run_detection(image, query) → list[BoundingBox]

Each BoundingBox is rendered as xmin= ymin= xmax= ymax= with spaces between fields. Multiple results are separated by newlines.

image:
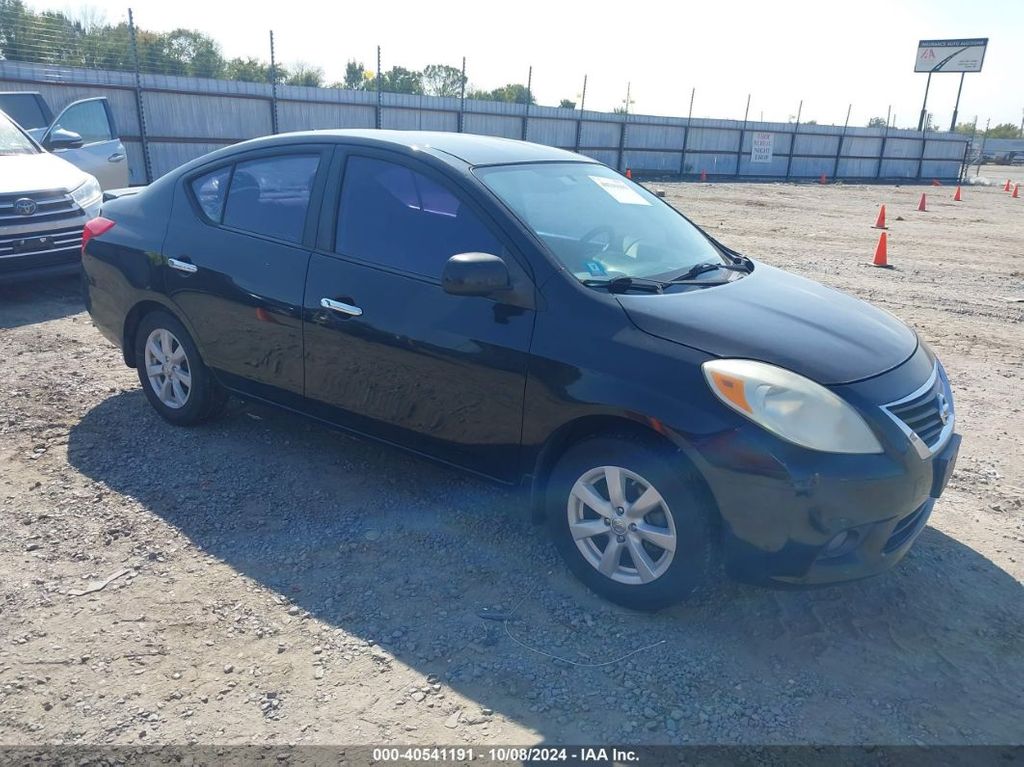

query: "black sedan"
xmin=82 ymin=130 xmax=960 ymax=609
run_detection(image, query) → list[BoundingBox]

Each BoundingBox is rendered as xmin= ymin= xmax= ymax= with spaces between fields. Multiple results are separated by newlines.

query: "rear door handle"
xmin=320 ymin=297 xmax=362 ymax=317
xmin=168 ymin=258 xmax=197 ymax=274
xmin=108 ymin=152 xmax=126 ymax=162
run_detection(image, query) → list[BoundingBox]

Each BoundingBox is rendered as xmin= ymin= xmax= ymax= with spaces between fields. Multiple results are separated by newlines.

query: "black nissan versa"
xmin=81 ymin=130 xmax=960 ymax=609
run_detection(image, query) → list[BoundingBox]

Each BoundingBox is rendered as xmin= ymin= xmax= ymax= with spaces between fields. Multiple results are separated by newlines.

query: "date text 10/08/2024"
xmin=372 ymin=747 xmax=641 ymax=762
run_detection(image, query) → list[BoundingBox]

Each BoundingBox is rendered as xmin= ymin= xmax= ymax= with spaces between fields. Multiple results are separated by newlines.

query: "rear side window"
xmin=335 ymin=156 xmax=503 ymax=278
xmin=223 ymin=154 xmax=320 ymax=243
xmin=191 ymin=167 xmax=230 ymax=222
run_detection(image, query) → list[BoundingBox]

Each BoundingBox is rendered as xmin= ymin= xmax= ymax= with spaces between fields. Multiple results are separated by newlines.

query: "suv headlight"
xmin=70 ymin=176 xmax=102 ymax=209
xmin=703 ymin=359 xmax=883 ymax=454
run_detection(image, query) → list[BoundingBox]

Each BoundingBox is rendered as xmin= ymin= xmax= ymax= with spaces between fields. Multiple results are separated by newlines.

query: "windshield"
xmin=0 ymin=113 xmax=38 ymax=156
xmin=475 ymin=162 xmax=724 ymax=282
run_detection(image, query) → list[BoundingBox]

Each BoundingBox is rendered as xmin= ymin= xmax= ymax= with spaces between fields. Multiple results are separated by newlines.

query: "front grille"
xmin=883 ymin=368 xmax=952 ymax=452
xmin=0 ymin=189 xmax=78 ymax=225
xmin=0 ymin=223 xmax=83 ymax=274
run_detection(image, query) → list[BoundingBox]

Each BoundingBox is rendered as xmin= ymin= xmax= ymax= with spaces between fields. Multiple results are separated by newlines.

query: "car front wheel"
xmin=548 ymin=435 xmax=714 ymax=610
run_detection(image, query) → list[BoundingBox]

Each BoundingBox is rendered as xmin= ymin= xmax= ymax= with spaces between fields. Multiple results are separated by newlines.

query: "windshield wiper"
xmin=581 ymin=276 xmax=668 ymax=294
xmin=671 ymin=260 xmax=751 ymax=282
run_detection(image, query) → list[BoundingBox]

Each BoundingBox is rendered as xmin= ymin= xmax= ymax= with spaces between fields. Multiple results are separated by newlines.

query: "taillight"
xmin=82 ymin=216 xmax=116 ymax=255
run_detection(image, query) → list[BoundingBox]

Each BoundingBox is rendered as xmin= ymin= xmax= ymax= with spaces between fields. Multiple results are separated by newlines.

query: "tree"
xmin=985 ymin=122 xmax=1020 ymax=139
xmin=953 ymin=121 xmax=977 ymax=135
xmin=224 ymin=57 xmax=273 ymax=83
xmin=422 ymin=63 xmax=465 ymax=97
xmin=366 ymin=66 xmax=423 ymax=94
xmin=466 ymin=83 xmax=533 ymax=104
xmin=867 ymin=116 xmax=887 ymax=128
xmin=157 ymin=29 xmax=225 ymax=78
xmin=285 ymin=62 xmax=324 ymax=87
xmin=338 ymin=59 xmax=368 ymax=90
xmin=558 ymin=98 xmax=576 ymax=109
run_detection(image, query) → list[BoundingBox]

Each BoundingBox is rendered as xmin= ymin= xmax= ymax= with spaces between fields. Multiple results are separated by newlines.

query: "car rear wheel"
xmin=548 ymin=435 xmax=713 ymax=610
xmin=134 ymin=310 xmax=227 ymax=426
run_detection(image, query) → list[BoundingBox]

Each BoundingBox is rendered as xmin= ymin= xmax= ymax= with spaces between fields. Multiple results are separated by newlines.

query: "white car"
xmin=0 ymin=109 xmax=103 ymax=284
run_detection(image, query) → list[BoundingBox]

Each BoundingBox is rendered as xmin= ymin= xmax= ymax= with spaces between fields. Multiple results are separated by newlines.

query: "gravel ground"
xmin=1 ymin=171 xmax=1022 ymax=747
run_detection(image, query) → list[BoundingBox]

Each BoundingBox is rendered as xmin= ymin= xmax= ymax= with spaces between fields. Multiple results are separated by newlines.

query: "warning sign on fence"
xmin=751 ymin=132 xmax=774 ymax=163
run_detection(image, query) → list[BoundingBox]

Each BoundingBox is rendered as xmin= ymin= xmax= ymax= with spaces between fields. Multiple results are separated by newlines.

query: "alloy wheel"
xmin=143 ymin=327 xmax=192 ymax=409
xmin=567 ymin=465 xmax=677 ymax=585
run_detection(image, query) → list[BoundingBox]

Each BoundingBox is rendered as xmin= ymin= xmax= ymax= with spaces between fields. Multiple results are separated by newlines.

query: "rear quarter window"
xmin=190 ymin=167 xmax=230 ymax=222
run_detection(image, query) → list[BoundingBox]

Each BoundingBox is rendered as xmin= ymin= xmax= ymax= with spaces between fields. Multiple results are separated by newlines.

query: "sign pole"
xmin=917 ymin=71 xmax=932 ymax=131
xmin=949 ymin=72 xmax=965 ymax=132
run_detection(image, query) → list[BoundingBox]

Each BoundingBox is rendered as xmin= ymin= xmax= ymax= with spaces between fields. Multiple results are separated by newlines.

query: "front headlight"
xmin=70 ymin=176 xmax=102 ymax=209
xmin=703 ymin=359 xmax=883 ymax=454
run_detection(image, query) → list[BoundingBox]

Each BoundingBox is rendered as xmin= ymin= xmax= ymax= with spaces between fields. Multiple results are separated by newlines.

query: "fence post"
xmin=522 ymin=66 xmax=532 ymax=141
xmin=617 ymin=81 xmax=630 ymax=173
xmin=458 ymin=57 xmax=466 ymax=133
xmin=784 ymin=99 xmax=802 ymax=180
xmin=736 ymin=93 xmax=750 ymax=178
xmin=679 ymin=87 xmax=694 ymax=178
xmin=574 ymin=74 xmax=587 ymax=153
xmin=375 ymin=46 xmax=382 ymax=129
xmin=833 ymin=103 xmax=850 ymax=181
xmin=916 ymin=124 xmax=927 ymax=180
xmin=268 ymin=31 xmax=279 ymax=135
xmin=127 ymin=8 xmax=152 ymax=185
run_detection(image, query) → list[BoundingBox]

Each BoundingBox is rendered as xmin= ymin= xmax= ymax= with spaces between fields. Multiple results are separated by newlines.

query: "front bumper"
xmin=687 ymin=344 xmax=960 ymax=586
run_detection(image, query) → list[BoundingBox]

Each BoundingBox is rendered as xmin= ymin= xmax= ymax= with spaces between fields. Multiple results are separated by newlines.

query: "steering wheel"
xmin=579 ymin=225 xmax=622 ymax=255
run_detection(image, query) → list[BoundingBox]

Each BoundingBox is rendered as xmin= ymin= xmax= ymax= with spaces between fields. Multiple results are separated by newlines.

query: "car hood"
xmin=617 ymin=262 xmax=918 ymax=385
xmin=0 ymin=151 xmax=88 ymax=195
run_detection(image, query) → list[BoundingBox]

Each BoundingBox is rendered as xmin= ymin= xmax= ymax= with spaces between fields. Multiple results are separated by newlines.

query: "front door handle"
xmin=168 ymin=258 xmax=198 ymax=274
xmin=108 ymin=152 xmax=126 ymax=163
xmin=320 ymin=297 xmax=362 ymax=317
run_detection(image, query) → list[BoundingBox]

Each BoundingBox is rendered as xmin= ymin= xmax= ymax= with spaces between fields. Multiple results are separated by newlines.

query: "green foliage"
xmin=467 ymin=83 xmax=534 ymax=104
xmin=285 ymin=63 xmax=324 ymax=88
xmin=558 ymin=98 xmax=576 ymax=109
xmin=363 ymin=66 xmax=424 ymax=94
xmin=867 ymin=117 xmax=887 ymax=128
xmin=224 ymin=57 xmax=275 ymax=83
xmin=422 ymin=64 xmax=465 ymax=97
xmin=985 ymin=122 xmax=1021 ymax=139
xmin=340 ymin=59 xmax=367 ymax=90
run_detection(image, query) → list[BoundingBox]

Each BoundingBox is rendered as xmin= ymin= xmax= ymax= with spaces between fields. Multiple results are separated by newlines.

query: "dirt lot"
xmin=1 ymin=170 xmax=1022 ymax=748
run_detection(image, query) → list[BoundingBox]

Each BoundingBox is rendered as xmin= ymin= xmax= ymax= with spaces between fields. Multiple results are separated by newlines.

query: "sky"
xmin=25 ymin=0 xmax=1024 ymax=130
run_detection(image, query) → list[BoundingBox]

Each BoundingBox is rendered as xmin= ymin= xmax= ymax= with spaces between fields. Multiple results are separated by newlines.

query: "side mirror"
xmin=44 ymin=128 xmax=84 ymax=150
xmin=442 ymin=253 xmax=510 ymax=297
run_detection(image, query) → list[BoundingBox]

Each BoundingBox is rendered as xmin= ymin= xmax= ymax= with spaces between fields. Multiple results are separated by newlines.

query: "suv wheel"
xmin=548 ymin=435 xmax=714 ymax=610
xmin=134 ymin=310 xmax=227 ymax=426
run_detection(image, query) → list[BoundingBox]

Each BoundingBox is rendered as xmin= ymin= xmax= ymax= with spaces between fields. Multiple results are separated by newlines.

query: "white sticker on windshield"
xmin=589 ymin=175 xmax=651 ymax=205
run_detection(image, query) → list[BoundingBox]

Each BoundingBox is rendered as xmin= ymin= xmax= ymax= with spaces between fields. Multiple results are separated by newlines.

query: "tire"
xmin=133 ymin=309 xmax=227 ymax=426
xmin=547 ymin=434 xmax=714 ymax=610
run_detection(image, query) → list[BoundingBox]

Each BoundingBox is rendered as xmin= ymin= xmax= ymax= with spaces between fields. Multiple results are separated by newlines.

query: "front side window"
xmin=51 ymin=100 xmax=113 ymax=144
xmin=475 ymin=162 xmax=723 ymax=282
xmin=336 ymin=155 xmax=503 ymax=278
xmin=0 ymin=113 xmax=38 ymax=156
xmin=191 ymin=167 xmax=230 ymax=222
xmin=222 ymin=154 xmax=319 ymax=243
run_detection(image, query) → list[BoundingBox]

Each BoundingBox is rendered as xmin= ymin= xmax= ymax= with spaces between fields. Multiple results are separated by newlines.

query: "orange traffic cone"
xmin=819 ymin=173 xmax=827 ymax=184
xmin=953 ymin=186 xmax=962 ymax=202
xmin=1014 ymin=184 xmax=1020 ymax=199
xmin=699 ymin=169 xmax=708 ymax=182
xmin=625 ymin=168 xmax=632 ymax=179
xmin=917 ymin=193 xmax=927 ymax=212
xmin=1004 ymin=179 xmax=1012 ymax=192
xmin=873 ymin=205 xmax=887 ymax=229
xmin=872 ymin=232 xmax=891 ymax=268
xmin=931 ymin=179 xmax=941 ymax=186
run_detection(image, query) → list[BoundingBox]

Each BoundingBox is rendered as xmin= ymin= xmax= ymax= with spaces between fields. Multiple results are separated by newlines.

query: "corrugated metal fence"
xmin=0 ymin=60 xmax=970 ymax=186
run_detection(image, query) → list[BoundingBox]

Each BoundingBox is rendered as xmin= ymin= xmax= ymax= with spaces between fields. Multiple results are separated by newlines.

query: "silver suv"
xmin=0 ymin=109 xmax=102 ymax=284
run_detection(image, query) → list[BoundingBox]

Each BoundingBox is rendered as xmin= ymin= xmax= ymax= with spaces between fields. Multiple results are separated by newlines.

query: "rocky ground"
xmin=1 ymin=169 xmax=1022 ymax=747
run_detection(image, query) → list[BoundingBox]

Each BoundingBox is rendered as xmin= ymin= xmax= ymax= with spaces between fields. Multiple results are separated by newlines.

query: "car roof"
xmin=228 ymin=129 xmax=596 ymax=168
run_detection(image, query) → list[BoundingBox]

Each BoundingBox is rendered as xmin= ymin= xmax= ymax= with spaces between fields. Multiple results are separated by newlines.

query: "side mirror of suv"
xmin=442 ymin=253 xmax=511 ymax=297
xmin=45 ymin=128 xmax=84 ymax=150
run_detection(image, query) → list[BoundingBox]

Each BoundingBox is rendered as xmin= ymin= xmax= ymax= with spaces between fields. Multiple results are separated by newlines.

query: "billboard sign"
xmin=915 ymin=38 xmax=988 ymax=73
xmin=751 ymin=132 xmax=773 ymax=163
